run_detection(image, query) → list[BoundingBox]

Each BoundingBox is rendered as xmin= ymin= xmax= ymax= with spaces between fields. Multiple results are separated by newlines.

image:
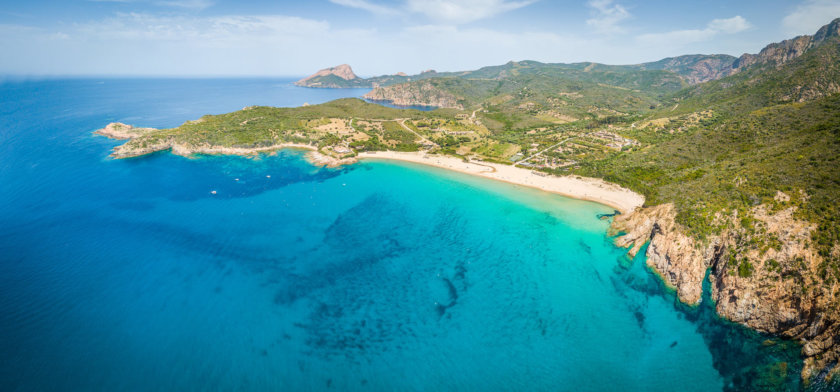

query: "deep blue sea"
xmin=0 ymin=78 xmax=807 ymax=391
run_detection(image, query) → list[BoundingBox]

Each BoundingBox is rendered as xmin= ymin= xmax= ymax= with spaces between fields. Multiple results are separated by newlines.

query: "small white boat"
xmin=210 ymin=190 xmax=217 ymax=195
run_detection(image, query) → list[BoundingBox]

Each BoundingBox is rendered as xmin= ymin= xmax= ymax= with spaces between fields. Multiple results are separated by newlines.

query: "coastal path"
xmin=399 ymin=119 xmax=438 ymax=148
xmin=514 ymin=136 xmax=575 ymax=167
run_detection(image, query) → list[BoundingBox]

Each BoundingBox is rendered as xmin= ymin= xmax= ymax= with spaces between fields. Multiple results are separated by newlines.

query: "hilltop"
xmin=294 ymin=64 xmax=440 ymax=88
xmin=294 ymin=64 xmax=361 ymax=88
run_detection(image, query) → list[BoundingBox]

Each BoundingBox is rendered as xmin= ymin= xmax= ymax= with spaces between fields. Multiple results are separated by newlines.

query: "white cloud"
xmin=154 ymin=0 xmax=214 ymax=10
xmin=0 ymin=13 xmax=640 ymax=76
xmin=783 ymin=0 xmax=840 ymax=36
xmin=88 ymin=0 xmax=215 ymax=8
xmin=586 ymin=0 xmax=630 ymax=34
xmin=636 ymin=16 xmax=751 ymax=47
xmin=329 ymin=0 xmax=536 ymax=24
xmin=73 ymin=13 xmax=332 ymax=43
xmin=328 ymin=0 xmax=399 ymax=16
xmin=0 ymin=9 xmax=764 ymax=77
xmin=405 ymin=0 xmax=536 ymax=24
xmin=708 ymin=15 xmax=751 ymax=34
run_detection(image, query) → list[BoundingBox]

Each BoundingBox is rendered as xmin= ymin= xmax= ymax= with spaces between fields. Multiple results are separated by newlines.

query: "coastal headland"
xmin=95 ymin=123 xmax=643 ymax=214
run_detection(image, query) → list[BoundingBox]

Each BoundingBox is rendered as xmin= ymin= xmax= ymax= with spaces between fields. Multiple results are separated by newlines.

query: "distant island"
xmin=294 ymin=63 xmax=440 ymax=89
xmin=99 ymin=18 xmax=840 ymax=383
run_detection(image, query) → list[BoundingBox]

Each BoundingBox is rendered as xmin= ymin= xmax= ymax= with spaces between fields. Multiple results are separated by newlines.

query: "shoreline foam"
xmin=353 ymin=151 xmax=644 ymax=214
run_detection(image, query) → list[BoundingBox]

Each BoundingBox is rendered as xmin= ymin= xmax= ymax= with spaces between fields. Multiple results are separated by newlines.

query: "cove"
xmin=0 ymin=78 xmax=805 ymax=391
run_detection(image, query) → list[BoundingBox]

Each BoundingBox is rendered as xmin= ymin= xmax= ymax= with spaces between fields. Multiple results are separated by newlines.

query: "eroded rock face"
xmin=610 ymin=204 xmax=708 ymax=304
xmin=679 ymin=57 xmax=737 ymax=84
xmin=612 ymin=202 xmax=840 ymax=380
xmin=734 ymin=36 xmax=814 ymax=70
xmin=363 ymin=82 xmax=463 ymax=109
xmin=709 ymin=205 xmax=840 ymax=380
xmin=94 ymin=122 xmax=158 ymax=140
xmin=662 ymin=18 xmax=840 ymax=85
xmin=645 ymin=55 xmax=738 ymax=85
xmin=711 ymin=206 xmax=819 ymax=334
xmin=732 ymin=18 xmax=839 ymax=72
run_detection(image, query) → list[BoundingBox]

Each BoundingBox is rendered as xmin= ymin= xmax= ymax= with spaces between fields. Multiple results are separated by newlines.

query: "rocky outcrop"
xmin=709 ymin=205 xmax=840 ymax=380
xmin=295 ymin=64 xmax=361 ymax=87
xmin=95 ymin=122 xmax=171 ymax=157
xmin=112 ymin=137 xmax=174 ymax=158
xmin=732 ymin=18 xmax=840 ymax=72
xmin=641 ymin=18 xmax=840 ymax=85
xmin=297 ymin=64 xmax=357 ymax=82
xmin=94 ymin=122 xmax=158 ymax=140
xmin=295 ymin=65 xmax=443 ymax=89
xmin=612 ymin=201 xmax=840 ymax=380
xmin=305 ymin=150 xmax=358 ymax=168
xmin=610 ymin=204 xmax=709 ymax=304
xmin=641 ymin=54 xmax=738 ymax=85
xmin=732 ymin=35 xmax=814 ymax=70
xmin=363 ymin=81 xmax=463 ymax=109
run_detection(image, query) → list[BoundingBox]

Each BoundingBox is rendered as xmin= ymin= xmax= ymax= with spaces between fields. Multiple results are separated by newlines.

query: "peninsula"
xmin=99 ymin=18 xmax=840 ymax=383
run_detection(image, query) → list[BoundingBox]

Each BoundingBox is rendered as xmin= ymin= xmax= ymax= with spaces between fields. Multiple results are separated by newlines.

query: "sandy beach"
xmin=98 ymin=121 xmax=644 ymax=212
xmin=355 ymin=151 xmax=645 ymax=213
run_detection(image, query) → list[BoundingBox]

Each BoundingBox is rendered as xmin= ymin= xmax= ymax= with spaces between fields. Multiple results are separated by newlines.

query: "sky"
xmin=0 ymin=0 xmax=838 ymax=77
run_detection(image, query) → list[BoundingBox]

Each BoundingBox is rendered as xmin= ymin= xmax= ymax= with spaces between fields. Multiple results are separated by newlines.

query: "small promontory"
xmin=94 ymin=122 xmax=158 ymax=140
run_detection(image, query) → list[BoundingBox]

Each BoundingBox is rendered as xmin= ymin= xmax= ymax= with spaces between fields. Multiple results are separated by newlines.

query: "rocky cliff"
xmin=640 ymin=18 xmax=840 ymax=85
xmin=711 ymin=203 xmax=840 ymax=381
xmin=611 ymin=198 xmax=840 ymax=381
xmin=640 ymin=54 xmax=738 ymax=85
xmin=610 ymin=204 xmax=709 ymax=304
xmin=295 ymin=64 xmax=361 ymax=88
xmin=733 ymin=18 xmax=840 ymax=71
xmin=363 ymin=81 xmax=464 ymax=109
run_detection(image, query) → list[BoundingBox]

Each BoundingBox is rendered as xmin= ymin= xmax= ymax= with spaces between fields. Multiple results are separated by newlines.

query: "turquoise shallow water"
xmin=0 ymin=79 xmax=806 ymax=391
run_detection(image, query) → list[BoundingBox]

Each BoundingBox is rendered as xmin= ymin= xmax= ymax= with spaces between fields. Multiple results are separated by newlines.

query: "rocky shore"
xmin=95 ymin=123 xmax=319 ymax=159
xmin=610 ymin=200 xmax=840 ymax=381
xmin=363 ymin=82 xmax=463 ymax=109
xmin=94 ymin=122 xmax=159 ymax=140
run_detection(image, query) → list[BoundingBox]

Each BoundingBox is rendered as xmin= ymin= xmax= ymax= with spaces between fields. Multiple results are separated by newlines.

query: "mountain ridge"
xmin=296 ymin=18 xmax=840 ymax=90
